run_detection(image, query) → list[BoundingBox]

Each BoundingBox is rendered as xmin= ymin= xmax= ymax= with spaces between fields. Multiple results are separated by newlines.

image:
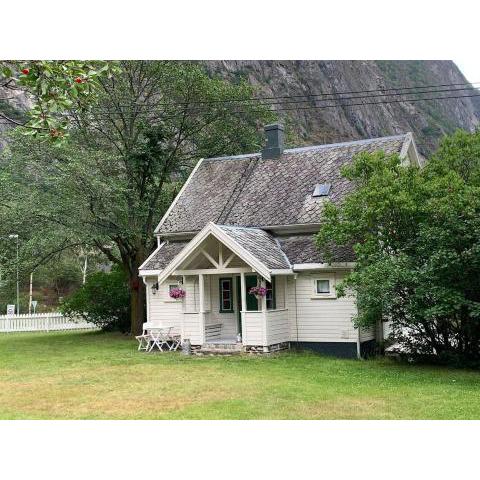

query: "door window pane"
xmin=219 ymin=278 xmax=233 ymax=312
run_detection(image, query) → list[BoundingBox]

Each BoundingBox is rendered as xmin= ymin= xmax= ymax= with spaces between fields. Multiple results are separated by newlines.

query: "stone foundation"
xmin=245 ymin=342 xmax=290 ymax=355
xmin=190 ymin=342 xmax=290 ymax=356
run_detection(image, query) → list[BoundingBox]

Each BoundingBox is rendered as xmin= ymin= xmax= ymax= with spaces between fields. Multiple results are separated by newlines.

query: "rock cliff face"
xmin=2 ymin=61 xmax=479 ymax=155
xmin=204 ymin=60 xmax=480 ymax=154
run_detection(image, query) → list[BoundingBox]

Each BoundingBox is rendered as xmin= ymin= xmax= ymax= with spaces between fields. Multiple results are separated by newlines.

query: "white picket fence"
xmin=0 ymin=312 xmax=98 ymax=333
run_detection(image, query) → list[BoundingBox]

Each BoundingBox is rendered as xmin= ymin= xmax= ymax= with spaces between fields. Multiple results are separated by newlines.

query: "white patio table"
xmin=138 ymin=323 xmax=180 ymax=353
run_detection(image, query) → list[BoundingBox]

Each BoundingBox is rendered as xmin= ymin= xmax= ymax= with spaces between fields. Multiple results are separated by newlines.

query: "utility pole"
xmin=28 ymin=272 xmax=33 ymax=314
xmin=82 ymin=254 xmax=88 ymax=284
xmin=8 ymin=234 xmax=19 ymax=315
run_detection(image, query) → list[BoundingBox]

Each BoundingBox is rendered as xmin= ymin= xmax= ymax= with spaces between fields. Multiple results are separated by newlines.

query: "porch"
xmin=180 ymin=274 xmax=290 ymax=351
xmin=156 ymin=223 xmax=292 ymax=351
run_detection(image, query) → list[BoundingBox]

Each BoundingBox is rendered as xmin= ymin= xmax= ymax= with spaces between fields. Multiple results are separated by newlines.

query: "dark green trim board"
xmin=245 ymin=274 xmax=258 ymax=311
xmin=219 ymin=277 xmax=234 ymax=313
xmin=291 ymin=341 xmax=376 ymax=359
xmin=235 ymin=277 xmax=242 ymax=335
xmin=360 ymin=339 xmax=376 ymax=358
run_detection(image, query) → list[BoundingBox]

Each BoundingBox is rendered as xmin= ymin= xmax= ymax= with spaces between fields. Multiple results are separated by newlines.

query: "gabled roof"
xmin=276 ymin=234 xmax=354 ymax=264
xmin=216 ymin=225 xmax=290 ymax=270
xmin=156 ymin=133 xmax=417 ymax=235
xmin=154 ymin=222 xmax=288 ymax=283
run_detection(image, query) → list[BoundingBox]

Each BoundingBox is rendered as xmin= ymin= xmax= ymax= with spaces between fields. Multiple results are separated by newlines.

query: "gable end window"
xmin=219 ymin=278 xmax=233 ymax=313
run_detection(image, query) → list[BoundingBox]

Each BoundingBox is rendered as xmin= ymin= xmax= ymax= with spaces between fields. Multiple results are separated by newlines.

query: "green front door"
xmin=245 ymin=274 xmax=258 ymax=311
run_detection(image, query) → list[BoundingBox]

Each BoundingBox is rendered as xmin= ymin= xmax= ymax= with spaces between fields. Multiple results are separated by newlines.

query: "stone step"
xmin=196 ymin=349 xmax=243 ymax=356
xmin=203 ymin=343 xmax=242 ymax=349
xmin=198 ymin=343 xmax=243 ymax=355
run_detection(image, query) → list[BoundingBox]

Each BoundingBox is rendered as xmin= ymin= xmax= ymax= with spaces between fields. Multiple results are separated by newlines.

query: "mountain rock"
xmin=204 ymin=60 xmax=480 ymax=154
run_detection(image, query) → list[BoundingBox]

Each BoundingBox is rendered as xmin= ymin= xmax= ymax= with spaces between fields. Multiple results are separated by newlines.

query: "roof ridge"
xmin=203 ymin=133 xmax=410 ymax=162
xmin=283 ymin=133 xmax=410 ymax=154
xmin=217 ymin=224 xmax=265 ymax=232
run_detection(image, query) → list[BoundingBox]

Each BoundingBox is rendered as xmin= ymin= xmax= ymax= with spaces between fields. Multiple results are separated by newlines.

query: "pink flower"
xmin=169 ymin=287 xmax=186 ymax=299
xmin=248 ymin=286 xmax=267 ymax=297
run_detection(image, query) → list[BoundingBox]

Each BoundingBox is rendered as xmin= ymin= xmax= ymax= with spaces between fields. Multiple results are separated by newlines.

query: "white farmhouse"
xmin=139 ymin=124 xmax=421 ymax=357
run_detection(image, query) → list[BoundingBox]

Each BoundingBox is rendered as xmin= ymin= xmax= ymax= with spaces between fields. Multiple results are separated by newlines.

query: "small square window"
xmin=168 ymin=284 xmax=178 ymax=293
xmin=316 ymin=279 xmax=330 ymax=294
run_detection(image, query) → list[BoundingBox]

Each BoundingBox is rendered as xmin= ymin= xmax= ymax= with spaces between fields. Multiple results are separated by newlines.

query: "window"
xmin=316 ymin=279 xmax=330 ymax=294
xmin=313 ymin=276 xmax=336 ymax=299
xmin=168 ymin=284 xmax=178 ymax=293
xmin=219 ymin=278 xmax=233 ymax=313
xmin=266 ymin=278 xmax=276 ymax=310
xmin=312 ymin=183 xmax=332 ymax=197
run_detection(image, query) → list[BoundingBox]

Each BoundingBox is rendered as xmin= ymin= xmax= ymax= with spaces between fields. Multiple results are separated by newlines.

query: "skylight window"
xmin=312 ymin=183 xmax=331 ymax=197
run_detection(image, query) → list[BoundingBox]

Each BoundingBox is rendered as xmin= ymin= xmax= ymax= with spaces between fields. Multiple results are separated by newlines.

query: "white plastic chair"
xmin=135 ymin=327 xmax=151 ymax=351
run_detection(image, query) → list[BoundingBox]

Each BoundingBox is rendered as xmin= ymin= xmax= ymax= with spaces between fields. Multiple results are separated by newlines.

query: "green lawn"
xmin=0 ymin=330 xmax=479 ymax=419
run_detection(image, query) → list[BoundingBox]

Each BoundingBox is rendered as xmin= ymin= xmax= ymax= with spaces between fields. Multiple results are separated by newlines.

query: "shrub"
xmin=61 ymin=266 xmax=130 ymax=332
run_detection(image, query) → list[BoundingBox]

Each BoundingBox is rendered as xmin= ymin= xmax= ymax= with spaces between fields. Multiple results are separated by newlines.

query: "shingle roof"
xmin=217 ymin=225 xmax=291 ymax=269
xmin=277 ymin=234 xmax=354 ymax=264
xmin=141 ymin=241 xmax=188 ymax=270
xmin=142 ymin=231 xmax=353 ymax=273
xmin=157 ymin=134 xmax=409 ymax=234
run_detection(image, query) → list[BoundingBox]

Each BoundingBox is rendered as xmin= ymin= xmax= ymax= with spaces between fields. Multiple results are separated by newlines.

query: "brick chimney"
xmin=262 ymin=123 xmax=284 ymax=159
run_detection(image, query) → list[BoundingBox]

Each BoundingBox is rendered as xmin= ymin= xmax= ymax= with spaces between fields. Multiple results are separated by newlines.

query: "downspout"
xmin=294 ymin=274 xmax=299 ymax=345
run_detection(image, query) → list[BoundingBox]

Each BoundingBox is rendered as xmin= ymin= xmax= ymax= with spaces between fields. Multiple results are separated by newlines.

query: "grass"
xmin=0 ymin=330 xmax=479 ymax=419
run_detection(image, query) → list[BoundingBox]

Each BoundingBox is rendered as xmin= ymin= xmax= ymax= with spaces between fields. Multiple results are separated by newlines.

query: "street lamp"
xmin=8 ymin=234 xmax=19 ymax=315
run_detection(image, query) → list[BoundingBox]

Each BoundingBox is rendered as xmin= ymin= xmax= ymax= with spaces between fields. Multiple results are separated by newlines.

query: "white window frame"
xmin=312 ymin=274 xmax=336 ymax=299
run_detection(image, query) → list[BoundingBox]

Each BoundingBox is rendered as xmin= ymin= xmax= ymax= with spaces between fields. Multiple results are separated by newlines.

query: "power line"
xmin=58 ymin=88 xmax=480 ymax=120
xmin=2 ymin=90 xmax=480 ymax=127
xmin=83 ymin=80 xmax=480 ymax=110
xmin=81 ymin=84 xmax=480 ymax=116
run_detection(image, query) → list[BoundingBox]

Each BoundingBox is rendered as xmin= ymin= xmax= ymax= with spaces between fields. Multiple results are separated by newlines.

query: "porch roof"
xmin=140 ymin=229 xmax=356 ymax=276
xmin=216 ymin=225 xmax=291 ymax=270
xmin=143 ymin=222 xmax=296 ymax=281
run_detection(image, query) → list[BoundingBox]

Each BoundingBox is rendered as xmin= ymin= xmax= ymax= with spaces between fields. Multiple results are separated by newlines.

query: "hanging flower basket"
xmin=249 ymin=286 xmax=267 ymax=299
xmin=169 ymin=287 xmax=186 ymax=299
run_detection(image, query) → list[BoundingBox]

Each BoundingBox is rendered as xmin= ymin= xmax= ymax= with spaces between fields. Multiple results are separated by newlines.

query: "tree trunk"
xmin=129 ymin=267 xmax=146 ymax=336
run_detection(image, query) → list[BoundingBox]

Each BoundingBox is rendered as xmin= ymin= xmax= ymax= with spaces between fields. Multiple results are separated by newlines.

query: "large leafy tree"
xmin=316 ymin=130 xmax=480 ymax=366
xmin=0 ymin=61 xmax=274 ymax=334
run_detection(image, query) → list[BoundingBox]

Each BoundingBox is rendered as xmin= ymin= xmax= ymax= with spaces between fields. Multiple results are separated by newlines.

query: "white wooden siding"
xmin=146 ymin=276 xmax=182 ymax=332
xmin=265 ymin=309 xmax=289 ymax=345
xmin=242 ymin=311 xmax=264 ymax=345
xmin=360 ymin=326 xmax=375 ymax=341
xmin=274 ymin=275 xmax=286 ymax=309
xmin=287 ymin=272 xmax=358 ymax=343
xmin=183 ymin=312 xmax=202 ymax=344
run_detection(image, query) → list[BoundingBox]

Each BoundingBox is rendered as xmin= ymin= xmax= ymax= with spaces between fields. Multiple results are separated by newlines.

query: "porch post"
xmin=240 ymin=271 xmax=247 ymax=312
xmin=199 ymin=273 xmax=205 ymax=344
xmin=240 ymin=271 xmax=246 ymax=345
xmin=260 ymin=278 xmax=268 ymax=350
xmin=181 ymin=275 xmax=186 ymax=339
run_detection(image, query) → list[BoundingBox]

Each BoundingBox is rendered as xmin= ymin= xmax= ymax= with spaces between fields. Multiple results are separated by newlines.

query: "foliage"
xmin=61 ymin=266 xmax=130 ymax=332
xmin=0 ymin=61 xmax=119 ymax=140
xmin=0 ymin=61 xmax=275 ymax=334
xmin=316 ymin=130 xmax=480 ymax=366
